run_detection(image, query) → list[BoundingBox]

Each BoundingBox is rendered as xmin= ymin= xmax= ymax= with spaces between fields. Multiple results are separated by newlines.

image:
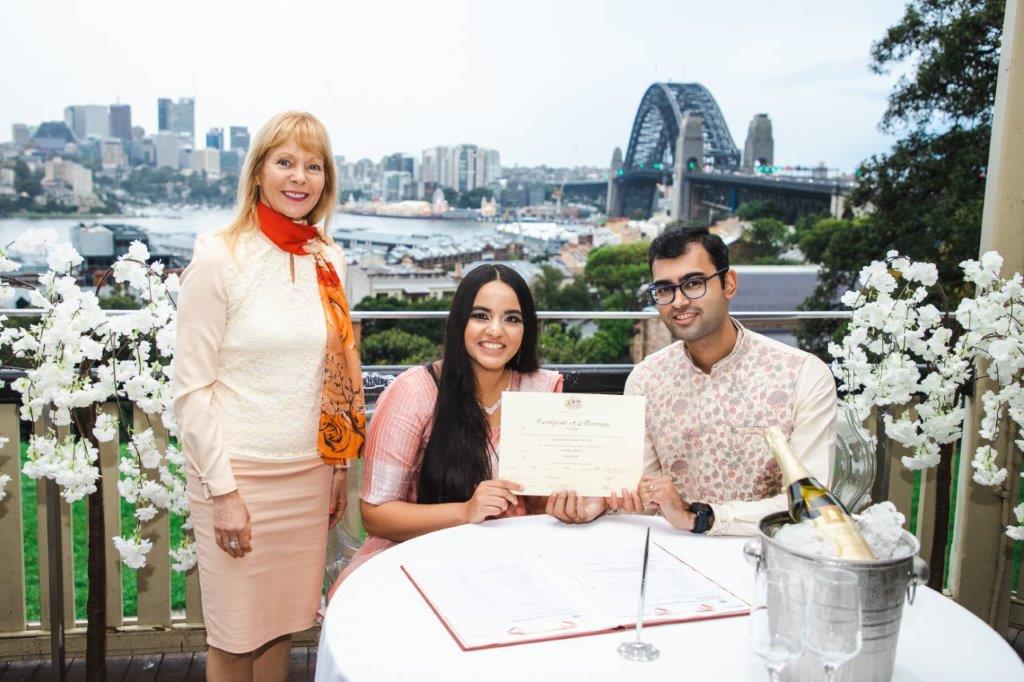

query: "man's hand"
xmin=546 ymin=490 xmax=606 ymax=524
xmin=639 ymin=474 xmax=694 ymax=531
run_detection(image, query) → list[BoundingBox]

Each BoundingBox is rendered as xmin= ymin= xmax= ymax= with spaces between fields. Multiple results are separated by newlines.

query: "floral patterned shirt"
xmin=624 ymin=321 xmax=837 ymax=536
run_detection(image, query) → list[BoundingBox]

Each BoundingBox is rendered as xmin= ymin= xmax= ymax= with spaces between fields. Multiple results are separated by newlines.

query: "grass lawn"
xmin=19 ymin=442 xmax=186 ymax=621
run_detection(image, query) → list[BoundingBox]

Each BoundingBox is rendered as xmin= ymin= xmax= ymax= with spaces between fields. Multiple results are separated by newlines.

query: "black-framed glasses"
xmin=646 ymin=267 xmax=728 ymax=305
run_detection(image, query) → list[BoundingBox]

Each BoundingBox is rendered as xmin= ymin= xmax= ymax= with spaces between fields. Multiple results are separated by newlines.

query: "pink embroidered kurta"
xmin=624 ymin=321 xmax=837 ymax=536
xmin=341 ymin=365 xmax=564 ymax=581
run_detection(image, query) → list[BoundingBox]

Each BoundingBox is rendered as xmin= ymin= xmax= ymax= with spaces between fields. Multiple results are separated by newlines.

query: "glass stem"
xmin=766 ymin=663 xmax=784 ymax=682
xmin=823 ymin=664 xmax=838 ymax=682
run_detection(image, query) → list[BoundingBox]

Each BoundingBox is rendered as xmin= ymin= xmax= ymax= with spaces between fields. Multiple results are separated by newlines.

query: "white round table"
xmin=317 ymin=514 xmax=1024 ymax=681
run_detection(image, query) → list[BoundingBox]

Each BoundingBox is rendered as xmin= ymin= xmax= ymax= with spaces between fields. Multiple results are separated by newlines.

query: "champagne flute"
xmin=748 ymin=568 xmax=805 ymax=681
xmin=805 ymin=568 xmax=862 ymax=682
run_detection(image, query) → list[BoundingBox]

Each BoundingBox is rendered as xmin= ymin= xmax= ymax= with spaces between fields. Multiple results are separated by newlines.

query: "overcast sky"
xmin=2 ymin=0 xmax=907 ymax=171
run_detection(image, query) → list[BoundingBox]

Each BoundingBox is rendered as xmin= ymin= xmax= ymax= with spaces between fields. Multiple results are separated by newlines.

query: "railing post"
xmin=0 ymin=404 xmax=26 ymax=634
xmin=948 ymin=0 xmax=1024 ymax=628
xmin=133 ymin=406 xmax=172 ymax=628
xmin=44 ymin=477 xmax=67 ymax=680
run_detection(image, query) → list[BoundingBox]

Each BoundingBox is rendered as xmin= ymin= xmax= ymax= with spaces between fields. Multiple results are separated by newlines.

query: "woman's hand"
xmin=605 ymin=487 xmax=644 ymax=514
xmin=546 ymin=490 xmax=606 ymax=524
xmin=212 ymin=490 xmax=252 ymax=558
xmin=329 ymin=468 xmax=347 ymax=528
xmin=463 ymin=479 xmax=523 ymax=524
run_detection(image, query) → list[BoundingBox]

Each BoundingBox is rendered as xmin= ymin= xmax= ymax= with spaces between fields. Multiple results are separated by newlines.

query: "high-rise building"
xmin=381 ymin=171 xmax=412 ymax=202
xmin=109 ymin=104 xmax=132 ymax=142
xmin=158 ymin=98 xmax=173 ymax=131
xmin=191 ymin=148 xmax=221 ymax=177
xmin=157 ymin=97 xmax=195 ymax=144
xmin=230 ymin=126 xmax=250 ymax=152
xmin=12 ymin=124 xmax=31 ymax=147
xmin=383 ymin=153 xmax=415 ymax=177
xmin=153 ymin=131 xmax=189 ymax=169
xmin=422 ymin=144 xmax=499 ymax=192
xmin=173 ymin=98 xmax=195 ymax=145
xmin=206 ymin=127 xmax=224 ymax=150
xmin=420 ymin=148 xmax=440 ymax=185
xmin=32 ymin=121 xmax=77 ymax=152
xmin=100 ymin=138 xmax=127 ymax=170
xmin=64 ymin=105 xmax=110 ymax=140
xmin=220 ymin=149 xmax=242 ymax=174
xmin=44 ymin=157 xmax=94 ymax=199
xmin=482 ymin=149 xmax=501 ymax=186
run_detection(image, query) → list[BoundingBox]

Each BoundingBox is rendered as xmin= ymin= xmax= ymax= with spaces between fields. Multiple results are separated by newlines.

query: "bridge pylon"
xmin=606 ymin=147 xmax=623 ymax=217
xmin=670 ymin=111 xmax=705 ymax=222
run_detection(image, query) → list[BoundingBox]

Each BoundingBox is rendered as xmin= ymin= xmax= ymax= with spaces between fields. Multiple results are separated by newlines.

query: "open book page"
xmin=402 ymin=543 xmax=749 ymax=650
xmin=401 ymin=552 xmax=614 ymax=650
xmin=542 ymin=543 xmax=749 ymax=623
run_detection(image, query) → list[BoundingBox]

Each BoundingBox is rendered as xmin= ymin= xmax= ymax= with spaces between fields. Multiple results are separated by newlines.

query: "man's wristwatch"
xmin=689 ymin=502 xmax=714 ymax=534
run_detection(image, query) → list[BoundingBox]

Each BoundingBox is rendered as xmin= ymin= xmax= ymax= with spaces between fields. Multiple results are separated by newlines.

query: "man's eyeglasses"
xmin=646 ymin=267 xmax=729 ymax=306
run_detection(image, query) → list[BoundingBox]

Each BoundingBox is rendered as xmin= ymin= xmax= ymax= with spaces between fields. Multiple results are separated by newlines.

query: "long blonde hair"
xmin=221 ymin=111 xmax=337 ymax=250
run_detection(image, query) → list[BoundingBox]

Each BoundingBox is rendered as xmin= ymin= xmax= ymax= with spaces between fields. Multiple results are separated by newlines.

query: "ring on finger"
xmin=228 ymin=539 xmax=239 ymax=549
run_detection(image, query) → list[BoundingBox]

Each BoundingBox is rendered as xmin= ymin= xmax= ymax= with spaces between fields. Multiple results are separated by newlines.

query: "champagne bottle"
xmin=764 ymin=427 xmax=876 ymax=560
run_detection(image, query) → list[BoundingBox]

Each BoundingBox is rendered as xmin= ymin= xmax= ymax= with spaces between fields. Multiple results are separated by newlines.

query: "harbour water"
xmin=0 ymin=208 xmax=501 ymax=248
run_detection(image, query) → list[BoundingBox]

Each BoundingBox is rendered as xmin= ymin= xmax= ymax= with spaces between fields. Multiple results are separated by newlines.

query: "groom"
xmin=608 ymin=226 xmax=837 ymax=535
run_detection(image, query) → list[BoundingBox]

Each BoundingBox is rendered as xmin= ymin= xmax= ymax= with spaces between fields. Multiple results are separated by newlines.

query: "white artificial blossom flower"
xmin=834 ymin=250 xmax=1023 ymax=539
xmin=0 ymin=231 xmax=191 ymax=570
xmin=92 ymin=412 xmax=117 ymax=443
xmin=112 ymin=535 xmax=154 ymax=570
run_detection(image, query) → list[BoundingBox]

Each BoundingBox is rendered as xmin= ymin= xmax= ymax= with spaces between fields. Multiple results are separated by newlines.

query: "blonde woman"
xmin=174 ymin=111 xmax=365 ymax=680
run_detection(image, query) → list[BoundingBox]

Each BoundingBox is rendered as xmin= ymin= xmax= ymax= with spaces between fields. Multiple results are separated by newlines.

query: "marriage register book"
xmin=400 ymin=542 xmax=749 ymax=651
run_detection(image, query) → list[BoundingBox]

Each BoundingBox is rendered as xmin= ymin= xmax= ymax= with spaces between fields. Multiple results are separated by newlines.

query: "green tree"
xmin=538 ymin=323 xmax=630 ymax=364
xmin=98 ymin=293 xmax=141 ymax=310
xmin=456 ymin=187 xmax=494 ymax=209
xmin=355 ymin=296 xmax=449 ymax=345
xmin=746 ymin=218 xmax=792 ymax=261
xmin=538 ymin=324 xmax=582 ymax=363
xmin=532 ymin=266 xmax=594 ymax=311
xmin=360 ymin=328 xmax=437 ymax=365
xmin=583 ymin=242 xmax=650 ymax=312
xmin=442 ymin=187 xmax=459 ymax=206
xmin=798 ymin=0 xmax=1003 ymax=355
xmin=13 ymin=159 xmax=42 ymax=199
xmin=736 ymin=200 xmax=786 ymax=222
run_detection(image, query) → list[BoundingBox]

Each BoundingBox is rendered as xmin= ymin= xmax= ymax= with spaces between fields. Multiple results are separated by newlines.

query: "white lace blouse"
xmin=173 ymin=229 xmax=346 ymax=498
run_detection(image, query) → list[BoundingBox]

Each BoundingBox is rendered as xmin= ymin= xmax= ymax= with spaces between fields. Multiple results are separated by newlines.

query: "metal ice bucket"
xmin=744 ymin=512 xmax=930 ymax=682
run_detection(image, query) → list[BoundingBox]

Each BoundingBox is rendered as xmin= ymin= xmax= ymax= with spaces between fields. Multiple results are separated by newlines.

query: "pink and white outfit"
xmin=624 ymin=321 xmax=837 ymax=536
xmin=334 ymin=365 xmax=563 ymax=586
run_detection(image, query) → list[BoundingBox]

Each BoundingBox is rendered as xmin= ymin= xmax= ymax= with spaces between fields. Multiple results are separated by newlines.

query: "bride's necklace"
xmin=480 ymin=371 xmax=513 ymax=416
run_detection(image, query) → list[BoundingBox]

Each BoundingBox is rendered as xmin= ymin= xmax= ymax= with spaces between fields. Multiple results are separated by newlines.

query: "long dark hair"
xmin=417 ymin=264 xmax=540 ymax=504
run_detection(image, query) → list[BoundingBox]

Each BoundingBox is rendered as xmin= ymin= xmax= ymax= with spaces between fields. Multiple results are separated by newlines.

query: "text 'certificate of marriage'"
xmin=497 ymin=392 xmax=645 ymax=497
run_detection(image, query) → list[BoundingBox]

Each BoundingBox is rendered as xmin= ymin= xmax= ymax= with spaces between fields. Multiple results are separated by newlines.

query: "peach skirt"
xmin=187 ymin=457 xmax=332 ymax=653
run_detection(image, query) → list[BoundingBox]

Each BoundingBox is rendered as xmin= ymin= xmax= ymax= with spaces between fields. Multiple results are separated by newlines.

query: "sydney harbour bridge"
xmin=562 ymin=83 xmax=850 ymax=222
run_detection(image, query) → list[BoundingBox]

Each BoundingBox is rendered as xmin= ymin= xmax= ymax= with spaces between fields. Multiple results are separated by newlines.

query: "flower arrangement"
xmin=830 ymin=250 xmax=1023 ymax=538
xmin=0 ymin=228 xmax=193 ymax=571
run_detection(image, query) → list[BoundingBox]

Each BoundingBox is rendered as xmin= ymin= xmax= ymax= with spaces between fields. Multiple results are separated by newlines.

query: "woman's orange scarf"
xmin=256 ymin=201 xmax=365 ymax=466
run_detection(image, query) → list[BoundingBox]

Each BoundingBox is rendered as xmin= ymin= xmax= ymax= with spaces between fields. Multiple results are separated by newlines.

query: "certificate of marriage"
xmin=497 ymin=392 xmax=645 ymax=497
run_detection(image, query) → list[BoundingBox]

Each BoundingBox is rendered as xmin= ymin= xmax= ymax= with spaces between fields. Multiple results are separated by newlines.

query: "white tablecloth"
xmin=317 ymin=514 xmax=1024 ymax=681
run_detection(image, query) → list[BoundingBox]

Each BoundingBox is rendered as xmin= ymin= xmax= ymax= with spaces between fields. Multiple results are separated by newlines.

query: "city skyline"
xmin=1 ymin=0 xmax=905 ymax=171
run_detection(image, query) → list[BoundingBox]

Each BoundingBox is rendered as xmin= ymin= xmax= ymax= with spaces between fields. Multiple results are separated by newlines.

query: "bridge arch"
xmin=611 ymin=83 xmax=740 ymax=218
xmin=622 ymin=83 xmax=740 ymax=173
